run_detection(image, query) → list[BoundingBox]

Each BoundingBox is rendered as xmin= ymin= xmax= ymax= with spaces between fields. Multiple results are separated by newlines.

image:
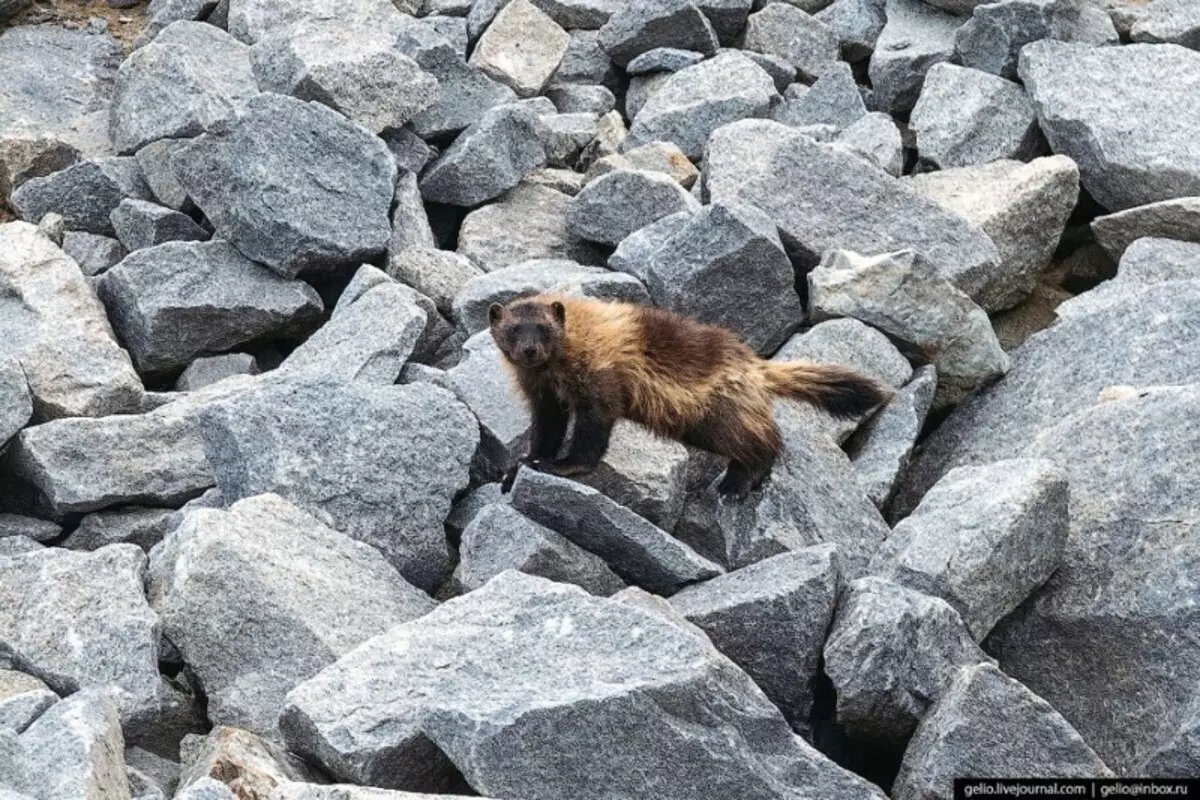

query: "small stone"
xmin=598 ymin=0 xmax=719 ymax=68
xmin=388 ymin=249 xmax=484 ymax=316
xmin=0 ymin=671 xmax=57 ymax=734
xmin=869 ymin=0 xmax=961 ymax=114
xmin=736 ymin=49 xmax=798 ymax=91
xmin=545 ymin=84 xmax=617 ymax=114
xmin=541 ymin=112 xmax=601 ymax=168
xmin=625 ymin=72 xmax=672 ymax=121
xmin=61 ymin=232 xmax=128 ymax=277
xmin=470 ymin=0 xmax=571 ymax=98
xmin=824 ymin=576 xmax=993 ymax=744
xmin=808 ymin=249 xmax=1009 ymax=407
xmin=1091 ymin=196 xmax=1200 ymax=262
xmin=421 ymin=104 xmax=547 ymax=207
xmin=99 ymin=240 xmax=323 ymax=374
xmin=893 ymin=664 xmax=1112 ymax=799
xmin=0 ymin=514 xmax=60 ymax=544
xmin=848 ymin=365 xmax=937 ymax=509
xmin=552 ymin=30 xmax=621 ymax=88
xmin=670 ymin=546 xmax=840 ymax=733
xmin=175 ymin=353 xmax=260 ymax=392
xmin=835 ymin=111 xmax=904 ymax=176
xmin=62 ymin=508 xmax=177 ymax=553
xmin=567 ymin=169 xmax=701 ymax=245
xmin=587 ymin=141 xmax=700 ymax=189
xmin=815 ymin=0 xmax=886 ymax=62
xmin=10 ymin=157 xmax=152 ymax=237
xmin=459 ymin=184 xmax=604 ymax=275
xmin=177 ymin=726 xmax=324 ymax=796
xmin=510 ymin=469 xmax=723 ymax=595
xmin=133 ymin=139 xmax=193 ymax=213
xmin=957 ymin=0 xmax=1119 ymax=80
xmin=453 ymin=504 xmax=626 ymax=595
xmin=1131 ymin=0 xmax=1200 ymax=48
xmin=380 ymin=128 xmax=435 ymax=177
xmin=626 ymin=47 xmax=706 ymax=74
xmin=743 ymin=3 xmax=839 ymax=81
xmin=770 ymin=61 xmax=866 ymax=130
xmin=109 ymin=199 xmax=208 ymax=253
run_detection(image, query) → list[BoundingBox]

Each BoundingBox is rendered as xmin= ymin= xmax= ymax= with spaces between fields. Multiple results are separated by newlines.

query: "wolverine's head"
xmin=488 ymin=297 xmax=566 ymax=370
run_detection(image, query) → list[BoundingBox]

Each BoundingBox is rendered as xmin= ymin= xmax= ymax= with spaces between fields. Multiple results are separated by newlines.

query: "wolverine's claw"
xmin=499 ymin=455 xmax=534 ymax=493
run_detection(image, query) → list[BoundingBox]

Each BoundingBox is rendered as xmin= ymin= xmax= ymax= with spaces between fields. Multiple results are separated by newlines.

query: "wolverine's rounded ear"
xmin=550 ymin=301 xmax=566 ymax=325
xmin=488 ymin=303 xmax=505 ymax=326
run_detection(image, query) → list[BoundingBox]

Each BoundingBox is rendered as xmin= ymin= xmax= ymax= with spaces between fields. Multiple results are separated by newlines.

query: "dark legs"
xmin=528 ymin=390 xmax=569 ymax=460
xmin=501 ymin=379 xmax=619 ymax=491
xmin=537 ymin=402 xmax=615 ymax=477
xmin=716 ymin=452 xmax=776 ymax=502
xmin=684 ymin=395 xmax=781 ymax=502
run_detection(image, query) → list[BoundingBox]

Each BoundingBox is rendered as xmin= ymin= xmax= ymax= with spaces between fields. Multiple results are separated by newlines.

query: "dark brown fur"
xmin=490 ymin=295 xmax=889 ymax=500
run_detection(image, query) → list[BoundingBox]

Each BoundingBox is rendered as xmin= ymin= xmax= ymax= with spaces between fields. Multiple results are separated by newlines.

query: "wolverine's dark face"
xmin=489 ymin=298 xmax=566 ymax=369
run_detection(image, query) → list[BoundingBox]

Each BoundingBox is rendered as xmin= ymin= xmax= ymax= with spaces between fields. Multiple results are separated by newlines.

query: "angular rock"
xmin=0 ymin=222 xmax=143 ymax=419
xmin=0 ymin=671 xmax=57 ymax=734
xmin=132 ymin=0 xmax=220 ymax=48
xmin=226 ymin=0 xmax=407 ymax=43
xmin=809 ymin=249 xmax=1009 ymax=406
xmin=873 ymin=459 xmax=1068 ymax=641
xmin=705 ymin=121 xmax=1001 ymax=300
xmin=776 ymin=318 xmax=912 ymax=390
xmin=175 ymin=777 xmax=236 ymax=800
xmin=598 ymin=0 xmax=719 ymax=67
xmin=452 ymin=258 xmax=648 ymax=334
xmin=132 ymin=139 xmax=193 ymax=214
xmin=175 ymin=353 xmax=260 ymax=392
xmin=0 ymin=514 xmax=59 ymax=544
xmin=1142 ymin=696 xmax=1200 ymax=778
xmin=848 ymin=365 xmax=936 ymax=509
xmin=1131 ymin=0 xmax=1200 ymax=48
xmin=172 ymin=93 xmax=396 ymax=278
xmin=869 ymin=0 xmax=961 ymax=114
xmin=470 ymin=0 xmax=570 ymax=98
xmin=626 ymin=47 xmax=706 ymax=75
xmin=581 ymin=108 xmax=628 ymax=163
xmin=1091 ymin=196 xmax=1200 ymax=262
xmin=61 ymin=232 xmax=127 ymax=277
xmin=894 ymin=663 xmax=1110 ymax=799
xmin=420 ymin=104 xmax=547 ymax=207
xmin=453 ymin=503 xmax=626 ymax=595
xmin=109 ymin=199 xmax=208 ymax=253
xmin=737 ymin=49 xmax=798 ymax=91
xmin=627 ymin=51 xmax=778 ymax=159
xmin=824 ymin=576 xmax=993 ymax=744
xmin=743 ymin=3 xmax=839 ymax=81
xmin=110 ymin=21 xmax=259 ymax=154
xmin=1054 ymin=237 xmax=1200 ymax=321
xmin=586 ymin=141 xmax=700 ymax=189
xmin=63 ymin=508 xmax=176 ymax=554
xmin=510 ymin=469 xmax=723 ymax=595
xmin=771 ymin=61 xmax=866 ymax=130
xmin=670 ymin=546 xmax=840 ymax=733
xmin=388 ymin=249 xmax=482 ymax=317
xmin=380 ymin=128 xmax=435 ymax=177
xmin=443 ymin=331 xmax=530 ymax=482
xmin=151 ymin=494 xmax=434 ymax=737
xmin=0 ymin=358 xmax=31 ymax=448
xmin=904 ymin=156 xmax=1080 ymax=311
xmin=541 ymin=112 xmax=602 ymax=169
xmin=985 ymin=386 xmax=1200 ymax=773
xmin=958 ymin=0 xmax=1119 ymax=80
xmin=577 ymin=421 xmax=690 ymax=530
xmin=198 ymin=378 xmax=477 ymax=592
xmin=553 ymin=29 xmax=621 ymax=88
xmin=457 ymin=184 xmax=604 ymax=273
xmin=607 ymin=202 xmax=803 ymax=352
xmin=177 ymin=725 xmax=324 ymax=797
xmin=10 ymin=157 xmax=152 ymax=236
xmin=567 ymin=169 xmax=701 ymax=245
xmin=0 ymin=26 xmax=121 ymax=197
xmin=545 ymin=83 xmax=617 ymax=114
xmin=99 ymin=240 xmax=322 ymax=374
xmin=835 ymin=112 xmax=904 ymax=176
xmin=910 ymin=62 xmax=1041 ymax=170
xmin=281 ymin=571 xmax=884 ymax=798
xmin=815 ymin=0 xmax=886 ymax=61
xmin=0 ymin=546 xmax=160 ymax=729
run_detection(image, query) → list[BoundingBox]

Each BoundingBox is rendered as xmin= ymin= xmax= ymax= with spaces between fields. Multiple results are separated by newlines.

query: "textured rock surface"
xmin=598 ymin=0 xmax=719 ymax=67
xmin=1091 ymin=196 xmax=1200 ymax=262
xmin=10 ymin=157 xmax=152 ymax=236
xmin=869 ymin=0 xmax=960 ymax=115
xmin=958 ymin=0 xmax=1119 ymax=80
xmin=457 ymin=183 xmax=604 ymax=271
xmin=420 ymin=104 xmax=547 ymax=207
xmin=577 ymin=420 xmax=691 ymax=530
xmin=176 ymin=725 xmax=323 ymax=797
xmin=567 ymin=169 xmax=701 ymax=245
xmin=743 ymin=3 xmax=839 ymax=81
xmin=470 ymin=0 xmax=571 ymax=98
xmin=109 ymin=198 xmax=208 ymax=253
xmin=1131 ymin=0 xmax=1200 ymax=48
xmin=849 ymin=365 xmax=937 ymax=509
xmin=0 ymin=671 xmax=57 ymax=734
xmin=175 ymin=353 xmax=260 ymax=392
xmin=0 ymin=358 xmax=32 ymax=448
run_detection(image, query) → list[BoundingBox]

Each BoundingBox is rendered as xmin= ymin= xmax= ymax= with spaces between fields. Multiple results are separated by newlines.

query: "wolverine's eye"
xmin=535 ymin=324 xmax=551 ymax=338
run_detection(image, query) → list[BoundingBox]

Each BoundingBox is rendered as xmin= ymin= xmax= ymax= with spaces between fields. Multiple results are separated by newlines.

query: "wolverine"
xmin=490 ymin=294 xmax=889 ymax=501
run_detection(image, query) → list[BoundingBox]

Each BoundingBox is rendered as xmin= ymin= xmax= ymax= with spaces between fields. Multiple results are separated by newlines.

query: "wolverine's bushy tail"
xmin=763 ymin=361 xmax=890 ymax=419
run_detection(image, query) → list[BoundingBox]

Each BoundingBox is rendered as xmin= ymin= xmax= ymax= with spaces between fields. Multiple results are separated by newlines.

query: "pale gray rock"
xmin=510 ymin=469 xmax=723 ymax=595
xmin=197 ymin=378 xmax=477 ymax=592
xmin=824 ymin=576 xmax=993 ymax=744
xmin=0 ymin=547 xmax=160 ymax=730
xmin=471 ymin=0 xmax=571 ymax=97
xmin=776 ymin=318 xmax=912 ymax=390
xmin=0 ymin=358 xmax=31 ymax=448
xmin=443 ymin=331 xmax=529 ymax=482
xmin=458 ymin=184 xmax=605 ymax=272
xmin=704 ymin=121 xmax=1001 ymax=301
xmin=1091 ymin=196 xmax=1200 ymax=262
xmin=270 ymin=785 xmax=483 ymax=800
xmin=904 ymin=156 xmax=1080 ymax=311
xmin=10 ymin=157 xmax=152 ymax=236
xmin=390 ymin=171 xmax=436 ymax=258
xmin=743 ymin=3 xmax=839 ymax=81
xmin=175 ymin=353 xmax=260 ymax=392
xmin=175 ymin=778 xmax=236 ymax=800
xmin=62 ymin=508 xmax=177 ymax=553
xmin=606 ymin=202 xmax=802 ymax=353
xmin=388 ymin=249 xmax=484 ymax=315
xmin=597 ymin=0 xmax=719 ymax=67
xmin=150 ymin=494 xmax=434 ymax=738
xmin=281 ymin=571 xmax=885 ymax=798
xmin=626 ymin=47 xmax=707 ymax=74
xmin=0 ymin=671 xmax=56 ymax=734
xmin=586 ymin=141 xmax=700 ymax=189
xmin=177 ymin=725 xmax=324 ymax=796
xmin=771 ymin=61 xmax=866 ymax=130
xmin=172 ymin=93 xmax=396 ymax=278
xmin=227 ymin=0 xmax=408 ymax=43
xmin=567 ymin=169 xmax=701 ymax=245
xmin=625 ymin=72 xmax=672 ymax=121
xmin=577 ymin=421 xmax=691 ymax=530
xmin=133 ymin=139 xmax=193 ymax=213
xmin=808 ymin=249 xmax=1009 ymax=406
xmin=670 ymin=546 xmax=840 ymax=733
xmin=958 ymin=0 xmax=1119 ymax=80
xmin=1131 ymin=0 xmax=1200 ymax=48
xmin=815 ymin=0 xmax=886 ymax=61
xmin=848 ymin=365 xmax=937 ymax=509
xmin=1054 ymin=237 xmax=1200 ymax=321
xmin=61 ymin=232 xmax=127 ymax=277
xmin=109 ymin=199 xmax=208 ymax=253
xmin=110 ymin=21 xmax=258 ymax=154
xmin=869 ymin=0 xmax=961 ymax=114
xmin=552 ymin=30 xmax=621 ymax=88
xmin=445 ymin=483 xmax=508 ymax=540
xmin=421 ymin=104 xmax=547 ymax=207
xmin=132 ymin=0 xmax=220 ymax=48
xmin=453 ymin=504 xmax=626 ymax=595
xmin=627 ymin=51 xmax=779 ymax=159
xmin=737 ymin=49 xmax=798 ymax=91
xmin=0 ymin=222 xmax=143 ymax=419
xmin=835 ymin=112 xmax=904 ymax=176
xmin=541 ymin=112 xmax=601 ymax=168
xmin=0 ymin=515 xmax=59 ymax=544
xmin=99 ymin=240 xmax=322 ymax=374
xmin=910 ymin=63 xmax=1041 ymax=169
xmin=893 ymin=664 xmax=1112 ymax=799
xmin=545 ymin=83 xmax=617 ymax=114
xmin=452 ymin=258 xmax=648 ymax=334
xmin=380 ymin=128 xmax=435 ymax=177
xmin=0 ymin=537 xmax=42 ymax=558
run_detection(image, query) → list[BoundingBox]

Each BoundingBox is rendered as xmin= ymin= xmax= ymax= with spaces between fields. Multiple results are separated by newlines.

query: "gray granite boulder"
xmin=62 ymin=508 xmax=177 ymax=554
xmin=554 ymin=29 xmax=621 ymax=87
xmin=61 ymin=232 xmax=127 ymax=277
xmin=815 ymin=0 xmax=886 ymax=61
xmin=227 ymin=0 xmax=406 ymax=43
xmin=777 ymin=318 xmax=912 ymax=390
xmin=1131 ymin=0 xmax=1200 ymax=48
xmin=586 ymin=141 xmax=700 ymax=188
xmin=10 ymin=157 xmax=152 ymax=236
xmin=626 ymin=51 xmax=778 ymax=159
xmin=0 ymin=671 xmax=57 ymax=735
xmin=1019 ymin=40 xmax=1200 ymax=211
xmin=670 ymin=546 xmax=841 ymax=733
xmin=109 ymin=199 xmax=208 ymax=253
xmin=869 ymin=0 xmax=961 ymax=114
xmin=388 ymin=249 xmax=483 ymax=317
xmin=175 ymin=353 xmax=260 ymax=392
xmin=577 ymin=420 xmax=691 ymax=530
xmin=957 ymin=0 xmax=1119 ymax=80
xmin=452 ymin=504 xmax=626 ymax=596
xmin=626 ymin=47 xmax=707 ymax=75
xmin=0 ymin=222 xmax=143 ymax=419
xmin=1054 ymin=237 xmax=1200 ymax=321
xmin=567 ymin=169 xmax=701 ymax=245
xmin=421 ymin=104 xmax=547 ymax=207
xmin=177 ymin=725 xmax=324 ymax=796
xmin=0 ymin=515 xmax=60 ymax=544
xmin=0 ymin=358 xmax=31 ymax=449
xmin=470 ymin=0 xmax=571 ymax=98
xmin=743 ymin=3 xmax=839 ymax=81
xmin=99 ymin=240 xmax=322 ymax=374
xmin=824 ymin=576 xmax=993 ymax=744
xmin=1091 ymin=196 xmax=1200 ymax=262
xmin=772 ymin=62 xmax=866 ymax=131
xmin=893 ymin=664 xmax=1112 ymax=799
xmin=457 ymin=183 xmax=604 ymax=272
xmin=597 ymin=0 xmax=719 ymax=67
xmin=281 ymin=571 xmax=885 ymax=798
xmin=546 ymin=83 xmax=618 ymax=114
xmin=848 ymin=365 xmax=937 ymax=509
xmin=150 ymin=494 xmax=435 ymax=738
xmin=110 ymin=21 xmax=259 ymax=154
xmin=835 ymin=112 xmax=904 ymax=176
xmin=443 ymin=331 xmax=529 ymax=482
xmin=172 ymin=93 xmax=396 ymax=278
xmin=529 ymin=0 xmax=624 ymax=29
xmin=133 ymin=139 xmax=193 ymax=213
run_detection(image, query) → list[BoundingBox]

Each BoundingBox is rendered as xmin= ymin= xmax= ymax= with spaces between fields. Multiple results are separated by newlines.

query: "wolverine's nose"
xmin=521 ymin=345 xmax=538 ymax=360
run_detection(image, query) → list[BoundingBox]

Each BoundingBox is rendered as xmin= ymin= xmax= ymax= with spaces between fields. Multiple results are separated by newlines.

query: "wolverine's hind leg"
xmin=684 ymin=395 xmax=781 ymax=502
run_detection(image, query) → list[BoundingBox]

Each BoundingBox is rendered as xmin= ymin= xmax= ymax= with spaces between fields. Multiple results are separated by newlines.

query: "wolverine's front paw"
xmin=528 ymin=458 xmax=595 ymax=479
xmin=500 ymin=456 xmax=535 ymax=493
